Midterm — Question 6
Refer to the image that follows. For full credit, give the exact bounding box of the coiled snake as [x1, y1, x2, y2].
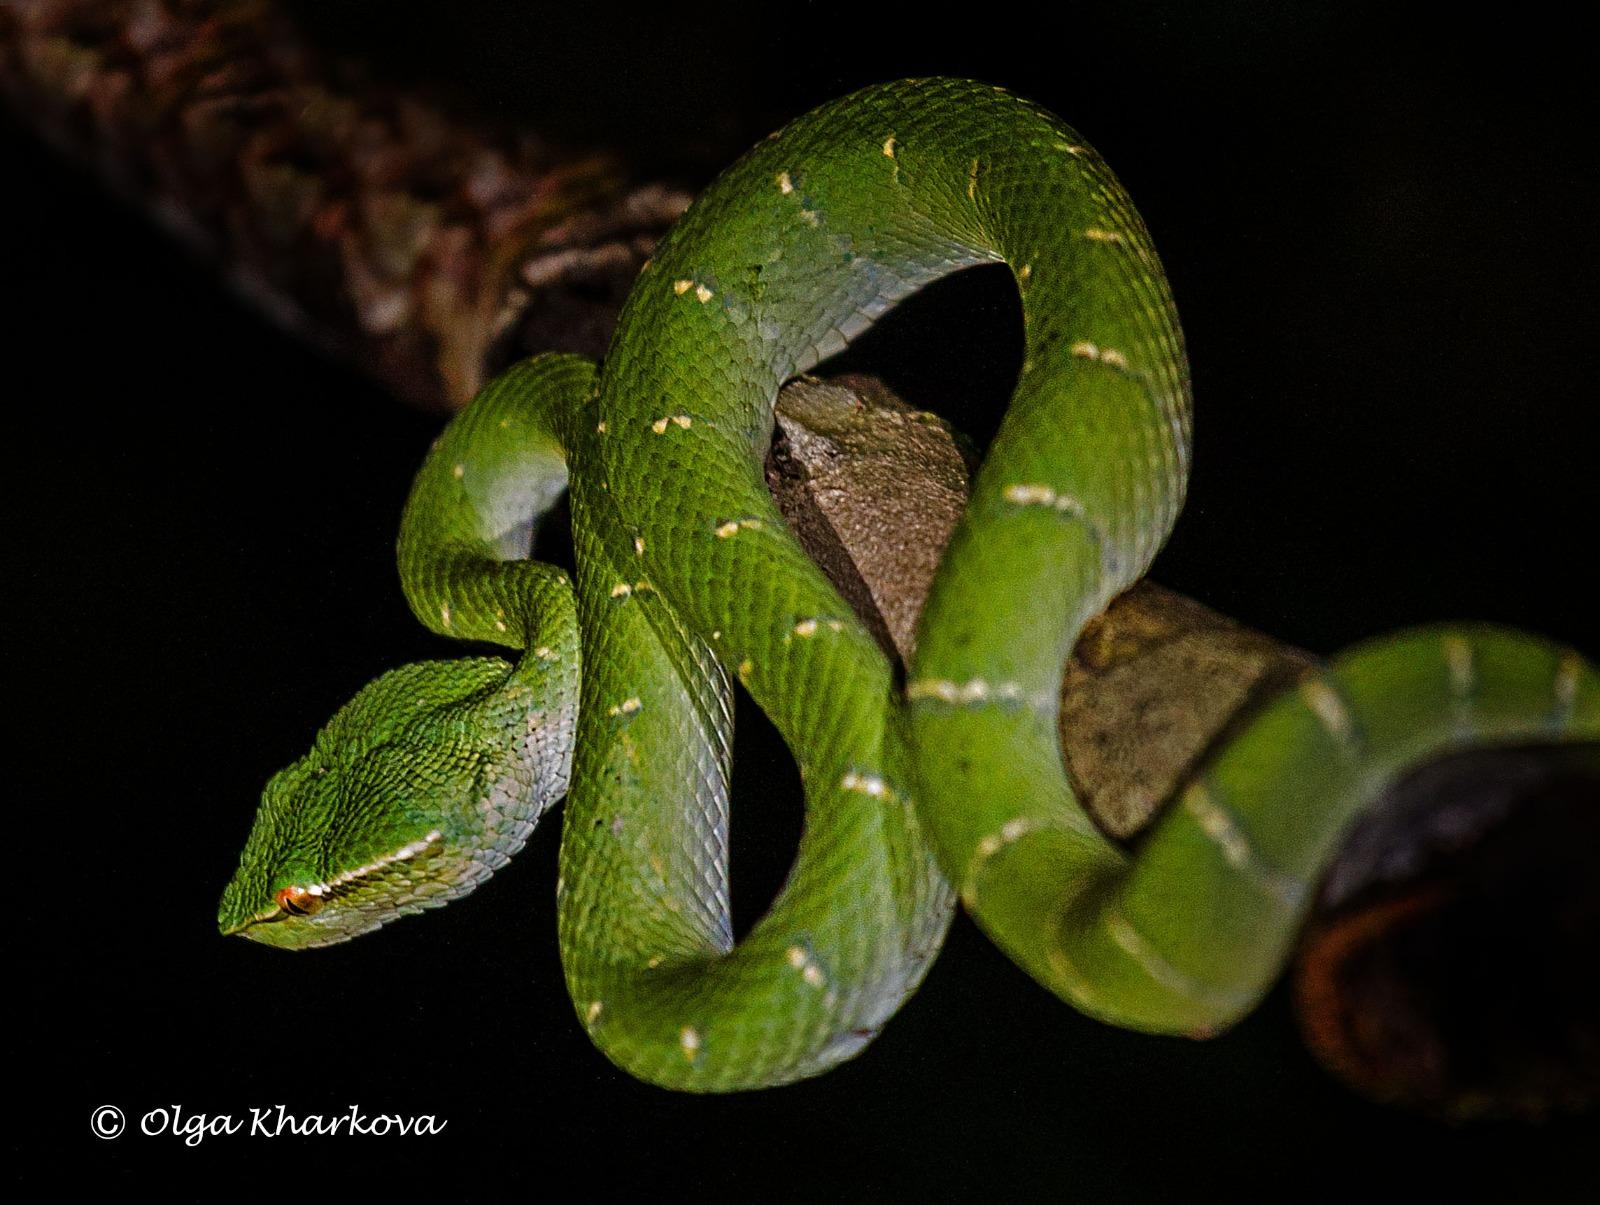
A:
[218, 79, 1598, 1092]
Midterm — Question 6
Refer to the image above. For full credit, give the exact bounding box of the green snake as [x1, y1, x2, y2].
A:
[218, 78, 1599, 1091]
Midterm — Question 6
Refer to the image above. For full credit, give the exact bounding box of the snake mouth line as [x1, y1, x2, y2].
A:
[222, 908, 290, 936]
[222, 830, 445, 936]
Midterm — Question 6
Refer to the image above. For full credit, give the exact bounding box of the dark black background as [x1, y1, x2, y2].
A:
[12, 1, 1596, 1195]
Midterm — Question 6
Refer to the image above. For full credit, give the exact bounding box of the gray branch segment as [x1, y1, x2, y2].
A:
[767, 373, 1316, 844]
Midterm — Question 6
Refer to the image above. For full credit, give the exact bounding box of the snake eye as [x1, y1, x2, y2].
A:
[275, 885, 324, 917]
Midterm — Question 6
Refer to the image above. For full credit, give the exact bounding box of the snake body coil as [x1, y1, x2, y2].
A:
[219, 79, 1598, 1092]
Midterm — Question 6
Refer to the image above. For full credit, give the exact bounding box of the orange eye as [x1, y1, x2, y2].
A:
[275, 886, 324, 917]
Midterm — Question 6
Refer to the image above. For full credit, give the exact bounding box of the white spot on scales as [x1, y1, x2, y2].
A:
[905, 678, 1037, 706]
[1070, 341, 1129, 370]
[840, 770, 891, 798]
[1300, 676, 1358, 746]
[1442, 633, 1476, 700]
[1181, 782, 1305, 907]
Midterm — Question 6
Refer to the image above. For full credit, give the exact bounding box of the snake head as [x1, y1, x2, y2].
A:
[218, 657, 549, 949]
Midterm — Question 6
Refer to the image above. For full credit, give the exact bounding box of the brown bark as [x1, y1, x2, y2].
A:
[0, 0, 691, 408]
